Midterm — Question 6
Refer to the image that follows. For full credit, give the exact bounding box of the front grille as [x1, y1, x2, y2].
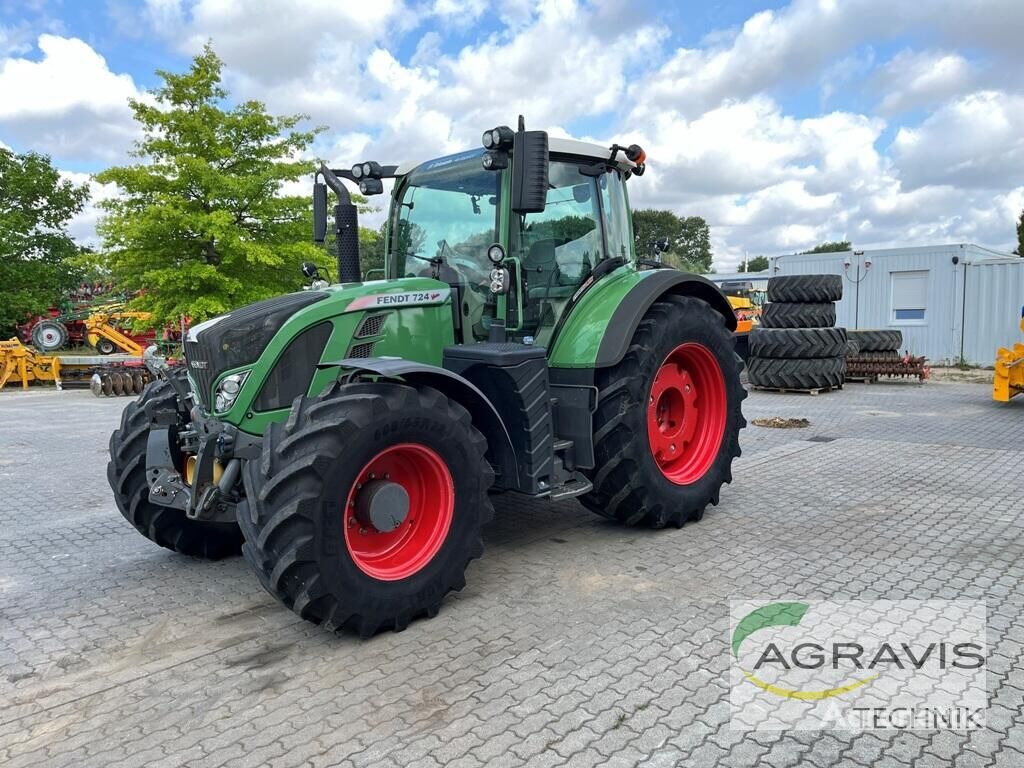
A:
[349, 342, 375, 358]
[184, 339, 216, 408]
[184, 291, 328, 408]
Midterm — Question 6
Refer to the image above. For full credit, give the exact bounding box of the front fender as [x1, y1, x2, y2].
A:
[319, 357, 520, 490]
[547, 266, 735, 369]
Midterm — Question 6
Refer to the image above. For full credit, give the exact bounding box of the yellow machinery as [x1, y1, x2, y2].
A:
[993, 305, 1024, 402]
[84, 311, 152, 357]
[0, 338, 62, 390]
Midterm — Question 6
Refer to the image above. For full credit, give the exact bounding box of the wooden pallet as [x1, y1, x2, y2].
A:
[844, 375, 878, 383]
[749, 384, 843, 396]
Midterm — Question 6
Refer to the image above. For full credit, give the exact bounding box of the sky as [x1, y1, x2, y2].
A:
[1, 0, 1023, 271]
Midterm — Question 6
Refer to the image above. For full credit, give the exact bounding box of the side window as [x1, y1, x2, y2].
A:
[599, 170, 632, 260]
[510, 161, 605, 344]
[890, 270, 928, 323]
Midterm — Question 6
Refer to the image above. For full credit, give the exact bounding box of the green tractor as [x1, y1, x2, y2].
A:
[108, 119, 746, 636]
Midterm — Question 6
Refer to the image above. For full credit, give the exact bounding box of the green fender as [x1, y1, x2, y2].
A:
[547, 265, 736, 369]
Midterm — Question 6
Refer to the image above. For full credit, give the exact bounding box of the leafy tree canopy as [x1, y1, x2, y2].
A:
[1015, 210, 1023, 256]
[0, 148, 89, 335]
[631, 208, 713, 273]
[96, 44, 326, 325]
[801, 240, 851, 254]
[740, 255, 770, 272]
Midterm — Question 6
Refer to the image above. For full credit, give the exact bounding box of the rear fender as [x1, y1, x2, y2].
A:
[548, 267, 736, 369]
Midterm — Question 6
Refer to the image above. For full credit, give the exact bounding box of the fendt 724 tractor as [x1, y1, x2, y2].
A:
[108, 119, 746, 636]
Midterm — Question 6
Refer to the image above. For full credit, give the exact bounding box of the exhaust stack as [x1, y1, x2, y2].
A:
[314, 164, 362, 284]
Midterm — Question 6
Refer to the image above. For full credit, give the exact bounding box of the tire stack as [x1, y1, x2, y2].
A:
[747, 274, 846, 391]
[845, 329, 903, 381]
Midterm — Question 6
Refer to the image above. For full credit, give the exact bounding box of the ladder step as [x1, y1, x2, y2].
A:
[548, 474, 593, 501]
[553, 438, 573, 452]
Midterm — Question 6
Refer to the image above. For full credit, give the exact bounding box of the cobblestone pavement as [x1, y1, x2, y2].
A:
[1, 379, 1023, 768]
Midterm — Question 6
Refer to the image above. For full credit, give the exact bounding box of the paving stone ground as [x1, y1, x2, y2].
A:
[1, 379, 1022, 767]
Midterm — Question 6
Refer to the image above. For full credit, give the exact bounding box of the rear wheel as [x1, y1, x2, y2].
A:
[238, 382, 494, 636]
[581, 296, 745, 528]
[31, 321, 68, 352]
[97, 339, 117, 355]
[107, 370, 243, 558]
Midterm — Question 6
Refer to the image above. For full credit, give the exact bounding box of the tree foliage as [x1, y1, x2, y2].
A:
[0, 148, 89, 335]
[96, 45, 324, 324]
[1016, 210, 1023, 256]
[801, 240, 851, 254]
[740, 255, 770, 272]
[631, 208, 713, 273]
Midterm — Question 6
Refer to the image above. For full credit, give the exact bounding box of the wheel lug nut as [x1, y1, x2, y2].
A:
[359, 527, 367, 535]
[670, 444, 676, 452]
[348, 517, 355, 527]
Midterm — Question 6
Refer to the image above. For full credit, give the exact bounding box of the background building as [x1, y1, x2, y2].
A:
[707, 244, 1024, 365]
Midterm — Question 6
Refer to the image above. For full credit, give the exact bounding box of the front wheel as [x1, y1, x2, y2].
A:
[581, 295, 746, 528]
[238, 382, 494, 637]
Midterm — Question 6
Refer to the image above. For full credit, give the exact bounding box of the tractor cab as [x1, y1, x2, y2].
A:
[341, 125, 644, 349]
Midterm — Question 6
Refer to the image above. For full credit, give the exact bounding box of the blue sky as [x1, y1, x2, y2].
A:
[1, 0, 1022, 268]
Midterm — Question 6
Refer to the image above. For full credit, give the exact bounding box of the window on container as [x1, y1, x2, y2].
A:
[890, 270, 928, 322]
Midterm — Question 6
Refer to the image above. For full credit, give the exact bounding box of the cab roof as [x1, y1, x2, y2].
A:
[394, 137, 637, 177]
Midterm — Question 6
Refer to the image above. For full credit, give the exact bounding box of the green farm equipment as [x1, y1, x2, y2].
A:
[108, 119, 746, 635]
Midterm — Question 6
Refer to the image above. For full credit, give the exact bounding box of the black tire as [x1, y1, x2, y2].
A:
[845, 339, 861, 357]
[746, 355, 846, 390]
[749, 327, 847, 359]
[580, 295, 745, 528]
[97, 339, 117, 355]
[847, 329, 902, 352]
[760, 301, 836, 329]
[31, 320, 69, 352]
[767, 274, 843, 303]
[107, 370, 243, 558]
[238, 382, 494, 637]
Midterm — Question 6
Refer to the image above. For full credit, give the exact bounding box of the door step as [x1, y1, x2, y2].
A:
[548, 473, 593, 501]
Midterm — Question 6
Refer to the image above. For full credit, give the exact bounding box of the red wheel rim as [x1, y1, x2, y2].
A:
[343, 443, 454, 581]
[647, 342, 727, 485]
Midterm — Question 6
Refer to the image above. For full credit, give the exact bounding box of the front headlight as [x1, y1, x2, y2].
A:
[215, 370, 250, 412]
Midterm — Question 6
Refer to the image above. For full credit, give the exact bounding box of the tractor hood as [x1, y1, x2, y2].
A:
[183, 277, 452, 417]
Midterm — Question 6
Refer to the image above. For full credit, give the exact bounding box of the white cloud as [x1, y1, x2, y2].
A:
[892, 90, 1024, 191]
[60, 171, 119, 247]
[0, 35, 143, 162]
[876, 49, 976, 114]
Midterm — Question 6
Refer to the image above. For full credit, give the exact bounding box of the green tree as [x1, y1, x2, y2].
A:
[1015, 210, 1023, 256]
[0, 148, 89, 335]
[96, 45, 324, 325]
[631, 209, 712, 272]
[740, 255, 770, 272]
[801, 240, 851, 254]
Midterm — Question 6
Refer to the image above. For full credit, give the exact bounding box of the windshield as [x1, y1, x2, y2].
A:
[389, 150, 500, 339]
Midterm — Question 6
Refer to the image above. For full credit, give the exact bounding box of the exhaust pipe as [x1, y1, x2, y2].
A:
[314, 164, 362, 283]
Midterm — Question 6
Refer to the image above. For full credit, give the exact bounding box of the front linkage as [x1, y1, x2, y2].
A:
[140, 355, 258, 524]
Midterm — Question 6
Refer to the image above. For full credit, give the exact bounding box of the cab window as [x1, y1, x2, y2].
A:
[510, 160, 605, 345]
[389, 151, 500, 340]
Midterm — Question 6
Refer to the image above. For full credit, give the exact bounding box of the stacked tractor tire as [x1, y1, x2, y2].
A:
[747, 274, 847, 392]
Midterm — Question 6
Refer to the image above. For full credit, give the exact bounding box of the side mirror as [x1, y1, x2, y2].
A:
[301, 261, 320, 279]
[313, 182, 327, 243]
[511, 128, 548, 214]
[654, 238, 670, 253]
